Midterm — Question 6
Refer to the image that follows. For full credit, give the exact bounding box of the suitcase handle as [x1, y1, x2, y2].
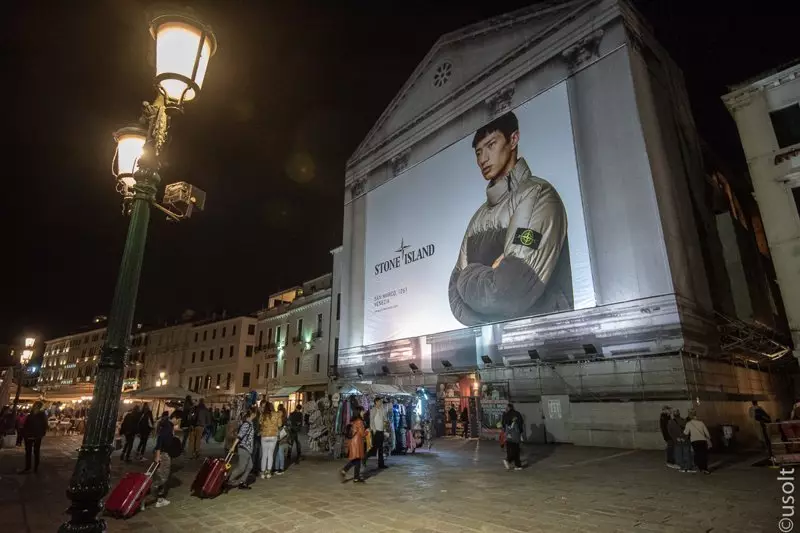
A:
[145, 461, 160, 477]
[225, 438, 239, 465]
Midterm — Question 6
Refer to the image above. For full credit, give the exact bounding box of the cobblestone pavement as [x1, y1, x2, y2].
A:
[0, 435, 778, 533]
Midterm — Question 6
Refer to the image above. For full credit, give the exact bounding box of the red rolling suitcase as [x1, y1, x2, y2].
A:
[105, 462, 159, 518]
[190, 441, 237, 498]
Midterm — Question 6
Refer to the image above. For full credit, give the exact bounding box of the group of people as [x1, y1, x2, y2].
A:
[0, 402, 49, 473]
[447, 405, 471, 438]
[225, 400, 304, 490]
[660, 406, 713, 474]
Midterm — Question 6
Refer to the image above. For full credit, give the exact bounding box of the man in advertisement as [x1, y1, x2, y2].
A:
[449, 111, 573, 326]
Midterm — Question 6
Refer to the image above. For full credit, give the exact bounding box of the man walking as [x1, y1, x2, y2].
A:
[448, 405, 458, 437]
[180, 395, 194, 452]
[368, 398, 388, 469]
[288, 404, 304, 464]
[660, 405, 676, 468]
[749, 400, 773, 458]
[502, 403, 524, 471]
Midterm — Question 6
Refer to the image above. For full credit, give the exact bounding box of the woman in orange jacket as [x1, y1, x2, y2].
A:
[340, 406, 367, 483]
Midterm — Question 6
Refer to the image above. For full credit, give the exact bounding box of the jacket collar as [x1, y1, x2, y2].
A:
[486, 157, 531, 206]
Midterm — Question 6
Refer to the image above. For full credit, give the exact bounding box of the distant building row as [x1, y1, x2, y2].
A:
[39, 261, 342, 408]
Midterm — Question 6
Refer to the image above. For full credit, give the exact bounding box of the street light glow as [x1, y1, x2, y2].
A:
[113, 127, 147, 187]
[151, 15, 216, 103]
[24, 337, 35, 348]
[21, 349, 34, 364]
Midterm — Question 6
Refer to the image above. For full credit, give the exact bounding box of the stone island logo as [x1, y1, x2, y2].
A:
[374, 238, 435, 276]
[513, 228, 541, 249]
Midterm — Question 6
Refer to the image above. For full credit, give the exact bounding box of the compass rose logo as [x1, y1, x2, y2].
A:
[395, 238, 411, 255]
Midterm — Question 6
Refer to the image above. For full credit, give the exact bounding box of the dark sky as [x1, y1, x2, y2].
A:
[2, 0, 799, 343]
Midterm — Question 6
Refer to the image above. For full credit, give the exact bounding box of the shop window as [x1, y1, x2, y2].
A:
[770, 104, 800, 148]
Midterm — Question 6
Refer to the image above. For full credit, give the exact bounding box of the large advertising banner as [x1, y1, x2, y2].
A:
[364, 82, 595, 346]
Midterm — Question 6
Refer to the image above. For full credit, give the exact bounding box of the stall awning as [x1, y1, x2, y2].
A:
[269, 386, 301, 398]
[125, 385, 201, 401]
[339, 383, 413, 396]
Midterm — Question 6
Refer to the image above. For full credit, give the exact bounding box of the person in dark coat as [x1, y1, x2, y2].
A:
[19, 401, 48, 473]
[448, 406, 458, 436]
[136, 403, 154, 460]
[120, 405, 141, 462]
[460, 407, 470, 439]
[660, 405, 675, 468]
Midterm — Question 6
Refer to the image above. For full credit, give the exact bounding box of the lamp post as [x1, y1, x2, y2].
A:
[11, 336, 36, 412]
[60, 10, 216, 533]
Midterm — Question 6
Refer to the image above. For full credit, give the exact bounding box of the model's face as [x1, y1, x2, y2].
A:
[474, 130, 519, 181]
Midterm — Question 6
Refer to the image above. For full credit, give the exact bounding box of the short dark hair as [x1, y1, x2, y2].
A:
[472, 112, 519, 148]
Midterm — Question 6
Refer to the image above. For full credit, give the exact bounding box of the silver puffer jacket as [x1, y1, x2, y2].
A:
[448, 158, 573, 326]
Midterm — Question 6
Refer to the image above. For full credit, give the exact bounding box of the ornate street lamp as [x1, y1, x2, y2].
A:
[60, 8, 217, 533]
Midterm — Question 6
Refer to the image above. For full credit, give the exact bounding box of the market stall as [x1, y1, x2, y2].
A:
[334, 383, 432, 458]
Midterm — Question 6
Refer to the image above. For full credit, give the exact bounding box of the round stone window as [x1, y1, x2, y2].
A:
[433, 61, 452, 88]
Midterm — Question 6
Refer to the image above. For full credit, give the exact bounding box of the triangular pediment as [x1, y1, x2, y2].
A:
[347, 0, 599, 171]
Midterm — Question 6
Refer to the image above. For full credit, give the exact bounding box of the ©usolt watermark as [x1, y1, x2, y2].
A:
[779, 467, 796, 532]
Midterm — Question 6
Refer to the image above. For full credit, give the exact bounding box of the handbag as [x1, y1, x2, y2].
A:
[278, 426, 288, 441]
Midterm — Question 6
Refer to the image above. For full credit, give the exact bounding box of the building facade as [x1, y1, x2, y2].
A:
[176, 315, 258, 398]
[256, 274, 334, 409]
[39, 318, 112, 401]
[334, 0, 791, 449]
[723, 61, 800, 358]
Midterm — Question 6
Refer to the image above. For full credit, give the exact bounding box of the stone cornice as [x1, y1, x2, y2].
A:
[343, 0, 623, 189]
[257, 290, 331, 323]
[723, 64, 800, 112]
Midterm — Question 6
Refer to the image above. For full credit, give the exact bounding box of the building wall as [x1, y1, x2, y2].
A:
[256, 276, 333, 398]
[723, 63, 800, 357]
[39, 327, 107, 395]
[178, 316, 258, 395]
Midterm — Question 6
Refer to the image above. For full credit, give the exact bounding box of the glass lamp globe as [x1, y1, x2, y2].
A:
[113, 126, 147, 187]
[150, 13, 217, 104]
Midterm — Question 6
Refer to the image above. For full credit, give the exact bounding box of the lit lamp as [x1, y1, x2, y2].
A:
[150, 13, 217, 105]
[156, 371, 167, 387]
[20, 349, 33, 365]
[112, 126, 147, 188]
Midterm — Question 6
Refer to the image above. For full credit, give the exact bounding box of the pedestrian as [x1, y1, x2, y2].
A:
[684, 409, 712, 474]
[340, 406, 367, 483]
[659, 405, 675, 468]
[250, 403, 263, 478]
[259, 402, 280, 479]
[288, 404, 303, 463]
[668, 409, 692, 472]
[19, 401, 47, 474]
[120, 405, 141, 462]
[136, 403, 154, 460]
[227, 407, 256, 490]
[148, 411, 176, 509]
[460, 407, 470, 439]
[15, 410, 27, 447]
[367, 397, 388, 469]
[448, 405, 458, 436]
[180, 395, 194, 451]
[502, 403, 524, 470]
[276, 407, 289, 475]
[749, 400, 773, 458]
[190, 400, 211, 459]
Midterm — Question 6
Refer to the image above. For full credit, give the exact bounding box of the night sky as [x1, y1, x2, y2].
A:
[2, 0, 799, 343]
